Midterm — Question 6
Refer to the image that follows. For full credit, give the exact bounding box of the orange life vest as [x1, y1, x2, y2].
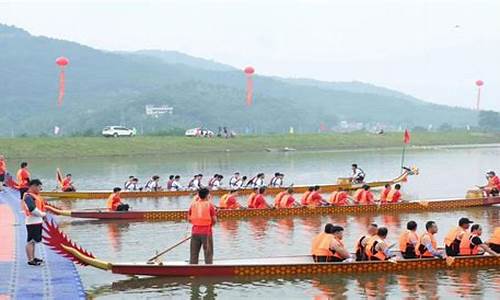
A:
[107, 193, 122, 211]
[459, 233, 480, 255]
[306, 191, 321, 207]
[329, 191, 348, 206]
[380, 188, 390, 203]
[488, 176, 500, 189]
[247, 192, 257, 208]
[489, 227, 500, 245]
[444, 227, 465, 247]
[366, 236, 387, 260]
[330, 238, 346, 259]
[219, 194, 230, 209]
[274, 191, 287, 207]
[189, 200, 213, 226]
[386, 190, 401, 203]
[279, 194, 294, 208]
[16, 168, 30, 189]
[21, 192, 46, 216]
[357, 190, 374, 205]
[417, 232, 437, 258]
[311, 232, 334, 257]
[399, 230, 419, 256]
[355, 234, 372, 261]
[62, 178, 72, 189]
[301, 191, 311, 206]
[353, 189, 363, 204]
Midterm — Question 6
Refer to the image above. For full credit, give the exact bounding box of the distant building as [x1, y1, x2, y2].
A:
[145, 105, 173, 118]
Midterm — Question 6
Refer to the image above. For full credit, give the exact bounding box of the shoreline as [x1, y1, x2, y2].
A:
[1, 132, 499, 159]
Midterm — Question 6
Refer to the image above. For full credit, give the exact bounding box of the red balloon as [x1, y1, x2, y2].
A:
[475, 80, 484, 87]
[244, 66, 255, 75]
[56, 56, 69, 67]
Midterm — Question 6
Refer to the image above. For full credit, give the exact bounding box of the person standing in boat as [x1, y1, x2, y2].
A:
[458, 224, 499, 257]
[398, 221, 419, 259]
[417, 221, 444, 258]
[107, 187, 129, 211]
[444, 217, 473, 256]
[22, 179, 47, 266]
[188, 188, 217, 264]
[351, 164, 365, 184]
[16, 162, 31, 199]
[61, 174, 76, 192]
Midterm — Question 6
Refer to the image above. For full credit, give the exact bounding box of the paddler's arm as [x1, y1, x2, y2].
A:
[331, 243, 351, 259]
[423, 240, 444, 258]
[476, 239, 500, 256]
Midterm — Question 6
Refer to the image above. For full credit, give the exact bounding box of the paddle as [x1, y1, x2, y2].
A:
[147, 236, 192, 264]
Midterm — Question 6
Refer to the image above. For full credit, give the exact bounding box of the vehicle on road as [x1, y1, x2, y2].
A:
[102, 126, 136, 137]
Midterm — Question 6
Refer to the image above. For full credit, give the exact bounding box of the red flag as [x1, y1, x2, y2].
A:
[403, 129, 411, 144]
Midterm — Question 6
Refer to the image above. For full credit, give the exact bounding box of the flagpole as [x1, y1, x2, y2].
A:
[400, 144, 406, 173]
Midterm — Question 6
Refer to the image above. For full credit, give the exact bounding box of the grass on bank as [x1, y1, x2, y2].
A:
[1, 131, 499, 159]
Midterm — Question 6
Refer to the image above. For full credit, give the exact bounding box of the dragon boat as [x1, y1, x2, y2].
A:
[40, 168, 417, 200]
[43, 220, 500, 278]
[46, 195, 500, 222]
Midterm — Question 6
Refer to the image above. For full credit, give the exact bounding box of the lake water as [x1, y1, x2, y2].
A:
[8, 146, 500, 299]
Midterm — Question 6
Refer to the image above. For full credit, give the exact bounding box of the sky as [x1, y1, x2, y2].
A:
[1, 0, 499, 110]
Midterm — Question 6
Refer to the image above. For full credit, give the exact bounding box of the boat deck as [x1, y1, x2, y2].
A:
[0, 188, 85, 300]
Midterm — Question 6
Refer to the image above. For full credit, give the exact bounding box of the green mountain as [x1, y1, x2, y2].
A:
[0, 24, 477, 136]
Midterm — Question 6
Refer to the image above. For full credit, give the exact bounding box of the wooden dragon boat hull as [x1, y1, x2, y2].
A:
[40, 171, 413, 200]
[47, 196, 500, 221]
[42, 220, 500, 278]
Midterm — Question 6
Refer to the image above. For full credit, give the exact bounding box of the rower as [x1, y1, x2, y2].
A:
[459, 224, 499, 256]
[329, 226, 353, 262]
[16, 162, 31, 199]
[355, 223, 378, 261]
[188, 188, 217, 264]
[365, 227, 392, 261]
[22, 179, 47, 266]
[270, 173, 284, 187]
[107, 187, 129, 211]
[417, 221, 444, 258]
[171, 175, 182, 191]
[219, 190, 241, 209]
[306, 185, 326, 207]
[488, 227, 500, 253]
[229, 172, 242, 189]
[301, 187, 314, 206]
[125, 178, 141, 191]
[311, 223, 334, 262]
[61, 174, 76, 192]
[269, 172, 280, 187]
[208, 174, 219, 189]
[351, 163, 365, 184]
[274, 189, 287, 207]
[444, 217, 474, 256]
[399, 221, 419, 259]
[355, 185, 375, 205]
[328, 190, 349, 206]
[145, 175, 162, 191]
[166, 175, 175, 190]
[278, 187, 297, 208]
[386, 184, 402, 203]
[254, 173, 266, 188]
[187, 174, 199, 190]
[252, 187, 271, 209]
[380, 184, 391, 204]
[247, 187, 258, 208]
[481, 171, 500, 196]
[124, 175, 134, 190]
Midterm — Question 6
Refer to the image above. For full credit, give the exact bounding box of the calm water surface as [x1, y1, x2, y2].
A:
[8, 146, 500, 299]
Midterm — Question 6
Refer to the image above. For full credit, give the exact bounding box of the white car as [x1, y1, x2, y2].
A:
[185, 128, 214, 137]
[102, 126, 136, 137]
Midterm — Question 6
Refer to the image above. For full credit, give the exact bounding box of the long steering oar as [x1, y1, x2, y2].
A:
[147, 236, 192, 264]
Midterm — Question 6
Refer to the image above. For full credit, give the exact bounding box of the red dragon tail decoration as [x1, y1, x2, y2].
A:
[43, 219, 96, 266]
